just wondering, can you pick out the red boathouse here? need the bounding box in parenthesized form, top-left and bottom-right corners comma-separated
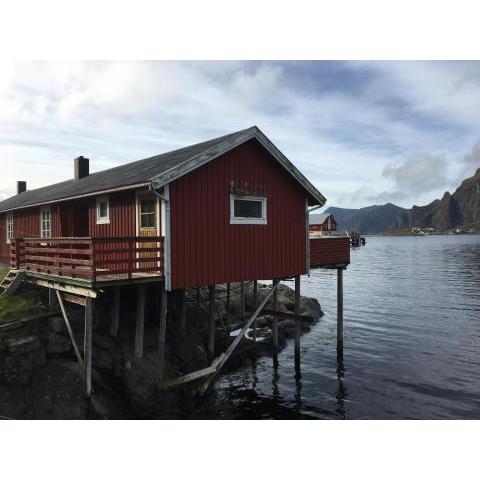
(0, 126, 350, 395)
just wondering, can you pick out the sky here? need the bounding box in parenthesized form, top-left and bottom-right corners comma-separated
(1, 60, 479, 210)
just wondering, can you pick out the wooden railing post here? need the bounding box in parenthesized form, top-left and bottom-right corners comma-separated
(91, 239, 96, 283)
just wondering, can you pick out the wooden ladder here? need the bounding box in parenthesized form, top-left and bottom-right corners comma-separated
(0, 269, 25, 297)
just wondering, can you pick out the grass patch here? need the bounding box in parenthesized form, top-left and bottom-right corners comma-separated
(0, 280, 47, 325)
(0, 266, 8, 282)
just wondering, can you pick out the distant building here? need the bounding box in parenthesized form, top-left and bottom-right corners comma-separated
(309, 213, 337, 233)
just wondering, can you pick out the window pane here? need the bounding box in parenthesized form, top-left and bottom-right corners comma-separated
(99, 202, 108, 218)
(234, 199, 263, 218)
(141, 200, 155, 215)
(141, 213, 155, 228)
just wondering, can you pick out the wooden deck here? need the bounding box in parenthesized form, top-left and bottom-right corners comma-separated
(309, 235, 350, 269)
(10, 236, 165, 287)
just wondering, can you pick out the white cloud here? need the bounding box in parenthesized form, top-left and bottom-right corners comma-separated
(0, 61, 478, 208)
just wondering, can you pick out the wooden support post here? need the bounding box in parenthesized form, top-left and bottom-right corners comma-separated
(48, 288, 57, 311)
(253, 280, 258, 342)
(110, 286, 120, 338)
(208, 285, 216, 359)
(226, 283, 231, 334)
(196, 287, 200, 306)
(179, 289, 186, 335)
(240, 281, 245, 321)
(158, 284, 168, 383)
(337, 268, 344, 350)
(135, 284, 146, 358)
(294, 275, 301, 373)
(56, 290, 85, 376)
(84, 297, 93, 398)
(272, 279, 279, 367)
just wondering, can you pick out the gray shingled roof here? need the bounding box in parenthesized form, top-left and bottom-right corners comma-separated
(0, 126, 326, 213)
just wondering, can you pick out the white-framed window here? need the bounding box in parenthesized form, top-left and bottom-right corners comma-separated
(230, 194, 267, 225)
(40, 206, 52, 239)
(96, 195, 110, 224)
(6, 212, 13, 244)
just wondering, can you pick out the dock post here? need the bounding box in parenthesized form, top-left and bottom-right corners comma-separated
(110, 286, 120, 337)
(48, 288, 57, 311)
(226, 283, 231, 334)
(179, 289, 186, 335)
(240, 281, 245, 321)
(208, 285, 216, 359)
(84, 297, 93, 398)
(158, 284, 168, 383)
(253, 280, 258, 342)
(272, 279, 279, 367)
(337, 268, 344, 350)
(294, 275, 301, 373)
(135, 284, 146, 358)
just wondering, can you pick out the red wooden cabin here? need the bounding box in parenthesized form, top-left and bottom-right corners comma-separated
(0, 126, 350, 394)
(0, 126, 349, 289)
(309, 213, 337, 233)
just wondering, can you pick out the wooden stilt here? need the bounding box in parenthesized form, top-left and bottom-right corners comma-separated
(208, 285, 216, 359)
(135, 284, 146, 358)
(337, 268, 344, 350)
(56, 290, 85, 375)
(158, 284, 168, 383)
(226, 283, 231, 334)
(240, 281, 245, 321)
(253, 280, 258, 342)
(179, 289, 186, 335)
(294, 275, 301, 373)
(110, 286, 120, 338)
(84, 297, 93, 398)
(272, 279, 279, 367)
(48, 288, 57, 311)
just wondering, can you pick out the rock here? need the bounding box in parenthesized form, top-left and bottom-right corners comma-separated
(4, 335, 40, 355)
(0, 385, 28, 419)
(48, 316, 67, 334)
(46, 333, 72, 355)
(29, 360, 88, 419)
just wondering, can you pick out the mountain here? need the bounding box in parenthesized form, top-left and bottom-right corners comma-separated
(324, 167, 480, 233)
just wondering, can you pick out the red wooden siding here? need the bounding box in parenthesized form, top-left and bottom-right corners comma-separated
(87, 190, 138, 238)
(0, 213, 8, 263)
(310, 237, 350, 267)
(170, 139, 307, 289)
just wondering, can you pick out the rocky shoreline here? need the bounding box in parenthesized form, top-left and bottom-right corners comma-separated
(0, 282, 322, 419)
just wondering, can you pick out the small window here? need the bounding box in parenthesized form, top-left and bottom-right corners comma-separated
(6, 213, 13, 244)
(230, 194, 267, 225)
(140, 199, 155, 229)
(40, 206, 52, 239)
(96, 196, 110, 224)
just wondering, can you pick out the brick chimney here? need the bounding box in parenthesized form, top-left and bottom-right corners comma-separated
(17, 181, 27, 194)
(74, 156, 90, 180)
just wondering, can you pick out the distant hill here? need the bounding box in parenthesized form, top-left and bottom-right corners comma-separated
(324, 167, 480, 233)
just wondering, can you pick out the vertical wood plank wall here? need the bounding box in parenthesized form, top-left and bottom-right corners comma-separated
(170, 139, 308, 289)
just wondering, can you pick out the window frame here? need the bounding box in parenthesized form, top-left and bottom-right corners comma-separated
(40, 206, 52, 239)
(6, 212, 13, 244)
(96, 195, 110, 225)
(229, 194, 267, 225)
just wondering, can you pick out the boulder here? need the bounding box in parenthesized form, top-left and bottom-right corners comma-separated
(4, 335, 41, 356)
(46, 333, 72, 355)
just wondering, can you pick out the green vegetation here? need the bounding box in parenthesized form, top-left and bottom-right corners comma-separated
(0, 266, 8, 281)
(0, 272, 46, 324)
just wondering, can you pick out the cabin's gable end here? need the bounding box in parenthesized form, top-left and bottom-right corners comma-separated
(170, 140, 308, 289)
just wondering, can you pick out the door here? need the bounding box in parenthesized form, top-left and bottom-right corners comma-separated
(137, 193, 158, 269)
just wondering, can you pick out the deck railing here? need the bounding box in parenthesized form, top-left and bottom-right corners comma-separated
(10, 236, 164, 282)
(309, 235, 350, 268)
